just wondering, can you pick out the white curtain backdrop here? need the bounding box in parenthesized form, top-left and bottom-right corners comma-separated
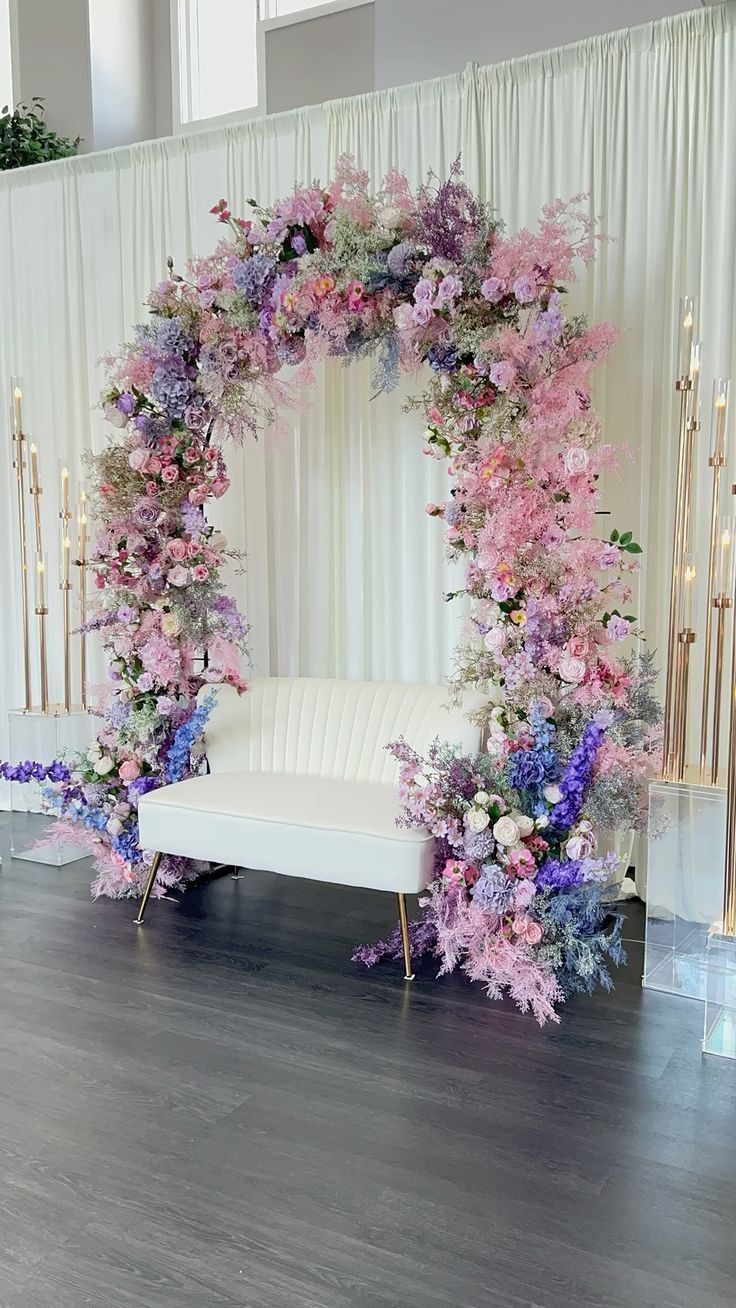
(0, 4, 735, 810)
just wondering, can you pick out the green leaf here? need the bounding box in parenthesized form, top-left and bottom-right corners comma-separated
(619, 531, 633, 546)
(625, 543, 643, 554)
(610, 529, 619, 543)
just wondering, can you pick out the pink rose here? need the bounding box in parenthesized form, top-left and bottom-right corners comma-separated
(167, 564, 189, 588)
(161, 465, 179, 484)
(128, 448, 148, 472)
(186, 539, 201, 559)
(145, 481, 158, 497)
(147, 456, 162, 475)
(566, 635, 590, 659)
(412, 301, 434, 327)
(480, 276, 504, 303)
(119, 759, 141, 783)
(488, 361, 516, 392)
(525, 922, 542, 945)
(393, 303, 415, 333)
(192, 564, 208, 581)
(484, 627, 506, 653)
(564, 446, 589, 476)
(558, 654, 587, 684)
(167, 539, 188, 561)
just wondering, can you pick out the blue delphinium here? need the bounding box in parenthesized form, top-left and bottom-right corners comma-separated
(164, 690, 217, 783)
(548, 719, 607, 833)
(505, 701, 558, 815)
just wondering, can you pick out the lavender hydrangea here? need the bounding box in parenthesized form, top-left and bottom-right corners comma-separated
(472, 863, 513, 912)
(233, 253, 276, 302)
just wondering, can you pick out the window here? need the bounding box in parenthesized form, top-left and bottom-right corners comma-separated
(0, 0, 12, 111)
(177, 0, 259, 125)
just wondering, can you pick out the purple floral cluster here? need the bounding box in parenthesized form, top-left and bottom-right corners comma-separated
(0, 760, 70, 784)
(548, 720, 606, 832)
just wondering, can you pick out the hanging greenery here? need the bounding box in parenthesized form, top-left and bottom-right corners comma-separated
(0, 98, 79, 172)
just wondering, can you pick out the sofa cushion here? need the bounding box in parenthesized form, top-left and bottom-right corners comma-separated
(138, 772, 436, 894)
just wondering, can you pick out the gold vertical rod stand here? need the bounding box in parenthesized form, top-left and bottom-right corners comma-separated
(78, 562, 87, 710)
(35, 607, 49, 714)
(663, 382, 691, 778)
(12, 430, 32, 711)
(674, 631, 695, 780)
(62, 582, 72, 713)
(722, 570, 736, 936)
(710, 598, 730, 786)
(700, 453, 724, 780)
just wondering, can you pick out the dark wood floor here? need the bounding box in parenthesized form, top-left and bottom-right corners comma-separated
(1, 814, 735, 1307)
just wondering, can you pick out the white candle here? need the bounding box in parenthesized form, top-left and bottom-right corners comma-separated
(690, 341, 702, 420)
(29, 442, 39, 491)
(77, 500, 87, 564)
(61, 534, 71, 585)
(13, 386, 22, 435)
(61, 465, 69, 515)
(711, 380, 730, 461)
(36, 555, 46, 610)
(717, 518, 735, 597)
(683, 561, 696, 630)
(677, 296, 698, 381)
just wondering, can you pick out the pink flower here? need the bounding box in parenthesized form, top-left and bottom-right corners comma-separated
(413, 278, 435, 303)
(412, 301, 434, 327)
(526, 922, 543, 945)
(145, 481, 158, 497)
(186, 539, 201, 559)
(128, 447, 148, 472)
(566, 635, 590, 659)
(192, 564, 208, 582)
(599, 544, 619, 569)
(436, 274, 462, 305)
(119, 759, 141, 783)
(167, 539, 187, 561)
(393, 303, 415, 334)
(147, 456, 162, 475)
(167, 565, 189, 588)
(488, 361, 516, 392)
(508, 847, 536, 876)
(564, 446, 589, 475)
(161, 465, 179, 485)
(558, 654, 587, 684)
(606, 614, 630, 642)
(512, 274, 537, 304)
(480, 277, 504, 303)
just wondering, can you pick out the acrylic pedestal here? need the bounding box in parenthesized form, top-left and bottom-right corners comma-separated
(643, 776, 725, 1001)
(703, 932, 736, 1059)
(6, 707, 93, 866)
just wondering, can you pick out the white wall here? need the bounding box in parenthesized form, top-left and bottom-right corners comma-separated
(11, 0, 93, 148)
(373, 0, 702, 88)
(88, 0, 157, 150)
(264, 1, 374, 114)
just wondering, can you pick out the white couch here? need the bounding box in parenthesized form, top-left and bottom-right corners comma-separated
(136, 678, 483, 977)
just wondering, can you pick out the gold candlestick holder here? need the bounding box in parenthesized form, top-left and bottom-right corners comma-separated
(77, 559, 88, 711)
(673, 628, 696, 781)
(35, 606, 49, 714)
(722, 572, 736, 937)
(710, 595, 731, 786)
(663, 377, 694, 778)
(700, 450, 726, 780)
(11, 422, 32, 712)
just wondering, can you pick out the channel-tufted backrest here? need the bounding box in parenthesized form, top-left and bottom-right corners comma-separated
(203, 679, 484, 784)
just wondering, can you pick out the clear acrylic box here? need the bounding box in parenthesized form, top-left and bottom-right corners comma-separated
(703, 931, 736, 1059)
(7, 707, 94, 866)
(643, 776, 725, 1001)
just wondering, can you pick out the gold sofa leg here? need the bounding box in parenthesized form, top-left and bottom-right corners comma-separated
(396, 893, 414, 981)
(134, 851, 162, 925)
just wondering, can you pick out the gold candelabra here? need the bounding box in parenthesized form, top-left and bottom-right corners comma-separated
(8, 380, 89, 716)
(700, 380, 732, 782)
(662, 297, 700, 781)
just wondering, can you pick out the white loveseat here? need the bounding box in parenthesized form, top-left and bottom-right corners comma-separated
(136, 678, 483, 977)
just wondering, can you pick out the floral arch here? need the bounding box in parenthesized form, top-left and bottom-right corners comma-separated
(34, 159, 659, 1023)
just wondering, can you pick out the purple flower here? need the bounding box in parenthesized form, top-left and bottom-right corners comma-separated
(512, 275, 537, 304)
(427, 341, 458, 372)
(132, 500, 159, 529)
(480, 277, 504, 304)
(137, 673, 154, 692)
(548, 721, 606, 833)
(156, 696, 174, 716)
(116, 392, 135, 415)
(472, 864, 513, 912)
(387, 241, 414, 279)
(290, 233, 307, 256)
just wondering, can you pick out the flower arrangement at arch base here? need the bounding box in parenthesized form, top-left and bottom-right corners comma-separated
(7, 158, 661, 1023)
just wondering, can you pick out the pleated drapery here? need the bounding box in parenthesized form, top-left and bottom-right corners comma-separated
(0, 5, 734, 798)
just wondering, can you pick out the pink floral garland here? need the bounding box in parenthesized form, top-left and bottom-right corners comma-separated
(33, 160, 657, 1018)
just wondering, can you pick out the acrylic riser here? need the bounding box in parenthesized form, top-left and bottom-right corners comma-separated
(643, 777, 725, 1001)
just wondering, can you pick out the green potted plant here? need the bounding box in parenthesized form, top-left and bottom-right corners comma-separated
(0, 97, 79, 171)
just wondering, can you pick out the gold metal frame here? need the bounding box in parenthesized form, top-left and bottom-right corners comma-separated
(133, 851, 162, 925)
(663, 379, 692, 778)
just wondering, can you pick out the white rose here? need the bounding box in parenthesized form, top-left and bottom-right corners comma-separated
(543, 784, 563, 804)
(535, 815, 550, 830)
(558, 654, 587, 684)
(106, 817, 123, 836)
(95, 757, 115, 776)
(104, 403, 128, 429)
(566, 833, 596, 861)
(378, 206, 405, 229)
(512, 812, 535, 838)
(564, 446, 589, 475)
(484, 627, 506, 653)
(493, 815, 521, 846)
(474, 790, 490, 805)
(465, 807, 490, 833)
